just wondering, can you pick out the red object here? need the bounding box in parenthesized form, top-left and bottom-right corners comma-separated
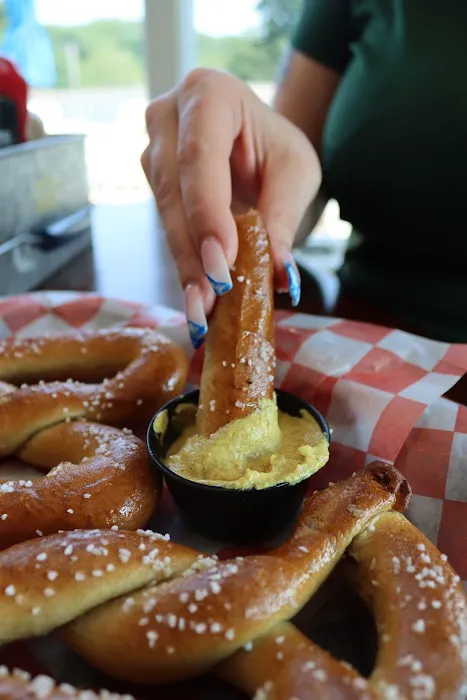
(0, 57, 28, 142)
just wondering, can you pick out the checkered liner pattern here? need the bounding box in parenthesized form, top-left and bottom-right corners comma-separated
(1, 292, 467, 584)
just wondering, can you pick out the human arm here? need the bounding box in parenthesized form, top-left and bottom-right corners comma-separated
(141, 1, 350, 345)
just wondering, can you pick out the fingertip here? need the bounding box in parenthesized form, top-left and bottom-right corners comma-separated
(285, 257, 301, 307)
(221, 212, 239, 269)
(184, 284, 208, 349)
(201, 238, 233, 297)
(272, 245, 301, 308)
(199, 279, 216, 317)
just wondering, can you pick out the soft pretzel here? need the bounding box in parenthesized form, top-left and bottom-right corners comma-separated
(0, 464, 464, 698)
(0, 666, 134, 699)
(0, 467, 425, 678)
(218, 621, 374, 699)
(0, 421, 158, 549)
(0, 327, 188, 455)
(197, 210, 275, 436)
(220, 511, 467, 699)
(0, 382, 15, 398)
(349, 510, 467, 699)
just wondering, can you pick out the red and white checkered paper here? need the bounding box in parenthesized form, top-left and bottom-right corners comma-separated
(0, 292, 466, 694)
(1, 292, 467, 574)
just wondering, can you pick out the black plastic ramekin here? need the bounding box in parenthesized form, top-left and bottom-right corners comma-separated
(147, 389, 330, 543)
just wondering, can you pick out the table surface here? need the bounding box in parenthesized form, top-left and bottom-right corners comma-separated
(39, 200, 185, 311)
(40, 199, 467, 405)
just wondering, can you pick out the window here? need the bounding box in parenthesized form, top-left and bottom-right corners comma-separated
(195, 0, 279, 105)
(0, 0, 350, 254)
(0, 0, 149, 204)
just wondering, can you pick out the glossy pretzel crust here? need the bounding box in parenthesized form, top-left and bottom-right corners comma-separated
(197, 211, 275, 436)
(0, 327, 188, 455)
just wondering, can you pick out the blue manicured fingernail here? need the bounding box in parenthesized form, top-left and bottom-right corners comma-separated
(184, 285, 208, 349)
(206, 274, 232, 296)
(285, 259, 301, 307)
(187, 320, 207, 349)
(201, 239, 233, 296)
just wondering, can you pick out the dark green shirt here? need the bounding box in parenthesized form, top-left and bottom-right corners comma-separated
(292, 0, 467, 342)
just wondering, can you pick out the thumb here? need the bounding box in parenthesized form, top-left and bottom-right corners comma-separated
(258, 139, 322, 307)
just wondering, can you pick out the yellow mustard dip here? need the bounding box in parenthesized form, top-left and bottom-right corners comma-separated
(154, 396, 329, 490)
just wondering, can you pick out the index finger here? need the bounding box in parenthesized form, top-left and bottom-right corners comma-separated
(177, 71, 242, 296)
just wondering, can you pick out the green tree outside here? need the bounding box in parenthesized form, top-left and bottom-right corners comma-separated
(0, 0, 299, 88)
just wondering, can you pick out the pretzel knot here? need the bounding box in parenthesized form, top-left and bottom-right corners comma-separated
(0, 464, 465, 699)
(0, 328, 188, 454)
(0, 328, 188, 547)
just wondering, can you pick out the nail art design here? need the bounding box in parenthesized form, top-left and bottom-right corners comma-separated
(206, 274, 232, 296)
(201, 239, 233, 296)
(184, 285, 208, 349)
(188, 320, 207, 349)
(285, 259, 301, 307)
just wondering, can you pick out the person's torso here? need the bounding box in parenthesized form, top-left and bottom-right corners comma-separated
(320, 1, 467, 340)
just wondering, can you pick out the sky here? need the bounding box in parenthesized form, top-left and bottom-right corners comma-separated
(34, 0, 261, 36)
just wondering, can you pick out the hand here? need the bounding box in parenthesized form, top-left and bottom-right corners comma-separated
(141, 68, 322, 348)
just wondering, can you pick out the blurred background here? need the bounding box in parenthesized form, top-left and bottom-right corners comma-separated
(0, 0, 349, 246)
(0, 0, 352, 303)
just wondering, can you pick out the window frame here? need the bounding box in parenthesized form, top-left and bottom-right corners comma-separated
(143, 0, 195, 99)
